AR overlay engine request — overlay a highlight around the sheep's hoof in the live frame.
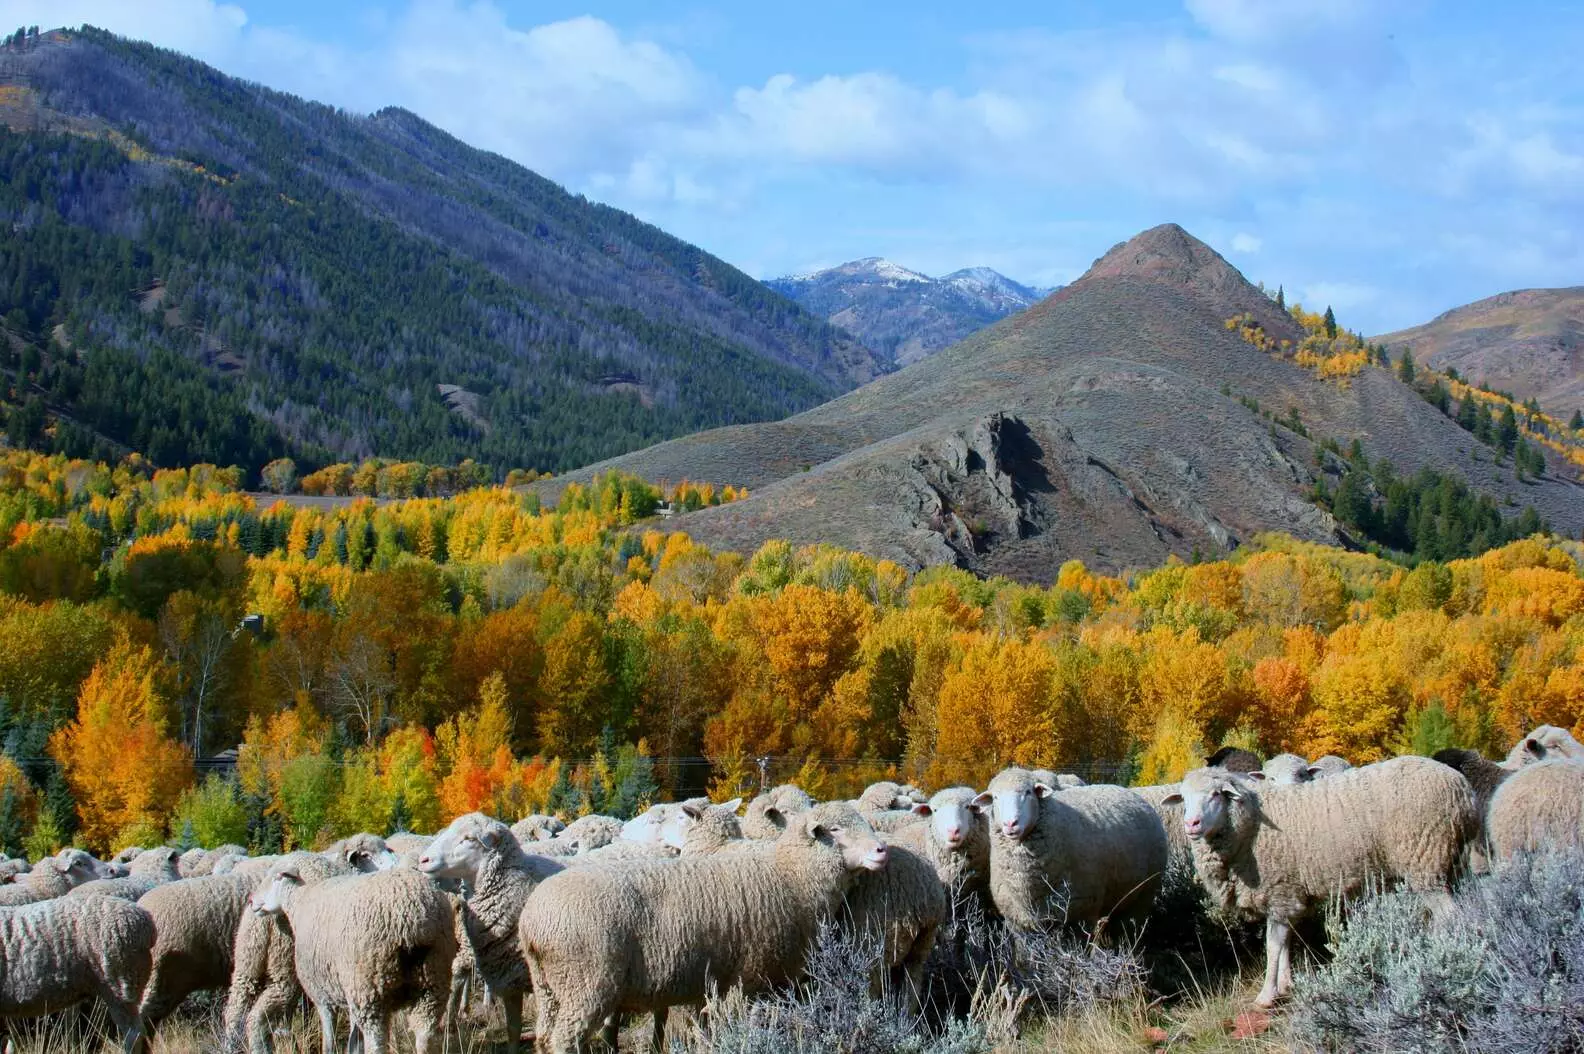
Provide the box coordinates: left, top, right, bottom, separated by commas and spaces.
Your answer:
1253, 990, 1280, 1009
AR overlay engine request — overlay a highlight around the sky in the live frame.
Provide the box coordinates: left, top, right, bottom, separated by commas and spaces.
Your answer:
5, 0, 1582, 333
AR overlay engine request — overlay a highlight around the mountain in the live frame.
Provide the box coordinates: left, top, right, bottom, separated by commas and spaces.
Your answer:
542, 224, 1584, 577
0, 28, 878, 478
1374, 289, 1584, 418
767, 258, 1051, 367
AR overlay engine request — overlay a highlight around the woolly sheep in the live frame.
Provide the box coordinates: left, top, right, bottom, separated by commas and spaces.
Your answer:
417, 813, 565, 1054
1029, 768, 1085, 790
1204, 747, 1262, 774
520, 800, 889, 1053
0, 893, 155, 1053
110, 847, 144, 866
0, 857, 29, 882
742, 784, 814, 840
1306, 754, 1352, 778
554, 814, 624, 853
1434, 747, 1511, 870
661, 800, 747, 855
1486, 759, 1584, 860
177, 848, 208, 878
384, 832, 432, 856
616, 798, 709, 845
324, 832, 400, 873
855, 780, 923, 812
138, 872, 264, 1036
0, 849, 113, 906
510, 814, 566, 844
862, 808, 928, 835
1503, 724, 1584, 767
840, 841, 946, 1009
1261, 753, 1313, 785
225, 854, 284, 878
976, 767, 1167, 935
886, 787, 992, 907
250, 865, 457, 1054
1166, 756, 1475, 1007
68, 845, 181, 901
220, 852, 352, 1054
186, 843, 248, 878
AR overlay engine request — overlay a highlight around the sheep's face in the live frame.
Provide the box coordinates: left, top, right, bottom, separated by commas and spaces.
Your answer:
342, 836, 398, 873
923, 790, 984, 851
56, 849, 111, 885
132, 847, 181, 879
1166, 770, 1256, 841
621, 805, 671, 846
974, 771, 1053, 842
802, 804, 887, 872
1510, 725, 1584, 767
112, 846, 144, 865
417, 815, 505, 881
659, 799, 742, 851
249, 869, 302, 915
1261, 754, 1312, 786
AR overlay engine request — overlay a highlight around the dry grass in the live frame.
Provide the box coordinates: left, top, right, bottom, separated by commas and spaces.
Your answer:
1023, 977, 1292, 1054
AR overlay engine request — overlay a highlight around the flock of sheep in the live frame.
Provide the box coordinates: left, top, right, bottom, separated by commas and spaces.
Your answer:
0, 725, 1580, 1054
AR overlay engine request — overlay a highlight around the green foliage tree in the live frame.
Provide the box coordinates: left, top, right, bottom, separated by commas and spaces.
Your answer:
1323, 306, 1337, 339
1396, 350, 1416, 385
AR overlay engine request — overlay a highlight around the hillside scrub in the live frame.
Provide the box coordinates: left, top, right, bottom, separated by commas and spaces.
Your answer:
0, 448, 1583, 850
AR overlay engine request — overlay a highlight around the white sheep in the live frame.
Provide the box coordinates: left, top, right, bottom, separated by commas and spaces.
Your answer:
323, 832, 400, 873
0, 849, 113, 906
841, 841, 946, 1009
138, 872, 263, 1037
0, 857, 29, 883
554, 814, 624, 853
1486, 758, 1584, 860
249, 865, 457, 1054
68, 845, 181, 901
1165, 756, 1476, 1007
416, 812, 565, 1054
1305, 754, 1352, 778
1503, 723, 1584, 766
660, 800, 747, 855
854, 780, 924, 813
1261, 753, 1313, 785
618, 797, 712, 845
0, 893, 155, 1053
220, 851, 353, 1054
510, 814, 566, 844
742, 784, 814, 840
977, 767, 1167, 935
519, 800, 889, 1053
886, 787, 992, 908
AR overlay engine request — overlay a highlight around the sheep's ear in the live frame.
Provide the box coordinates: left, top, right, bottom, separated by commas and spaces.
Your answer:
971, 791, 993, 810
719, 797, 743, 814
1033, 782, 1055, 799
276, 866, 304, 885
1244, 771, 1267, 782
1304, 765, 1324, 779
681, 802, 706, 820
910, 802, 932, 816
1223, 782, 1247, 801
807, 821, 830, 844
762, 806, 783, 826
1525, 738, 1545, 758
479, 826, 503, 849
1161, 792, 1184, 806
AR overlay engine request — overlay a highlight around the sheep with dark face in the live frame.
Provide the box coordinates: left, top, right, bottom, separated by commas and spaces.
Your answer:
1204, 747, 1262, 774
1166, 756, 1475, 1008
977, 767, 1166, 936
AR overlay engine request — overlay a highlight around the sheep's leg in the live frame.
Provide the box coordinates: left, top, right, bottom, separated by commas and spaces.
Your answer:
351, 1010, 387, 1054
317, 1003, 338, 1054
1255, 917, 1291, 1008
528, 957, 556, 1054
650, 1007, 669, 1052
501, 989, 524, 1054
247, 983, 297, 1054
599, 1015, 619, 1050
406, 982, 448, 1054
108, 1002, 147, 1054
549, 993, 606, 1054
1276, 935, 1293, 999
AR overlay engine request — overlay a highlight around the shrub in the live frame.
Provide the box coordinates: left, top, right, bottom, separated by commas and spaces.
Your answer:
1292, 848, 1584, 1053
171, 775, 250, 848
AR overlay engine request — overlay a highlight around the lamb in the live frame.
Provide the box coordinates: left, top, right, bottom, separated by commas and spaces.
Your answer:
1486, 759, 1584, 860
1306, 754, 1352, 778
249, 865, 457, 1054
520, 801, 888, 1053
1204, 747, 1262, 774
0, 849, 113, 906
886, 787, 992, 907
1261, 753, 1313, 785
417, 813, 565, 1054
138, 872, 265, 1036
1166, 755, 1476, 1007
68, 845, 181, 901
1503, 723, 1584, 766
976, 766, 1167, 935
742, 784, 814, 839
510, 814, 566, 844
324, 832, 400, 873
0, 893, 155, 1053
220, 852, 352, 1054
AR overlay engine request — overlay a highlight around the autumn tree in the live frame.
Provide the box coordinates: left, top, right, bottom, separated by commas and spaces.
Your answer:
49, 642, 194, 851
260, 458, 297, 495
929, 638, 1058, 788
537, 611, 612, 757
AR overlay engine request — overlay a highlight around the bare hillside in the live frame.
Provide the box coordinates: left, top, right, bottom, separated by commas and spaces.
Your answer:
544, 226, 1584, 577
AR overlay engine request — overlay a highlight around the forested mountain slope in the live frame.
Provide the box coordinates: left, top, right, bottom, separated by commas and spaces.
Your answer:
548, 225, 1584, 577
0, 28, 876, 478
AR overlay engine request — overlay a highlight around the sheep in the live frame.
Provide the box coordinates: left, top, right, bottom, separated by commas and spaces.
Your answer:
186, 843, 248, 878
1204, 747, 1262, 774
554, 814, 624, 853
324, 832, 400, 873
249, 864, 457, 1054
110, 847, 144, 866
138, 872, 265, 1036
416, 813, 565, 1054
1306, 754, 1352, 779
384, 831, 432, 857
886, 787, 992, 907
1486, 759, 1584, 860
68, 846, 181, 902
854, 780, 923, 812
0, 849, 114, 906
862, 808, 928, 835
1029, 768, 1085, 790
226, 854, 284, 878
742, 784, 814, 840
520, 800, 889, 1053
0, 857, 29, 882
976, 766, 1167, 935
0, 893, 155, 1053
1261, 753, 1313, 785
510, 814, 566, 844
1503, 723, 1584, 767
177, 848, 209, 878
618, 798, 712, 845
220, 852, 353, 1054
1165, 755, 1476, 1008
1433, 747, 1511, 870
840, 841, 946, 1009
659, 799, 747, 855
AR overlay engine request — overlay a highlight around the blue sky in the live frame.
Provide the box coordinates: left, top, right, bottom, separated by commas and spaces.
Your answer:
6, 0, 1582, 333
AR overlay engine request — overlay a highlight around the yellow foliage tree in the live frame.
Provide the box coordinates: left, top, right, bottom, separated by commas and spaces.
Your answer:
929, 638, 1057, 787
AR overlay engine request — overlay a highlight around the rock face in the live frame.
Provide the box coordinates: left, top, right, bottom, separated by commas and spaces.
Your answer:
542, 225, 1584, 579
1374, 288, 1584, 418
769, 259, 1051, 367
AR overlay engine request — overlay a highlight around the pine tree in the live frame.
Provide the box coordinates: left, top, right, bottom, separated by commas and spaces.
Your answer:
1456, 397, 1478, 432
387, 790, 412, 835
1497, 405, 1519, 454
1571, 409, 1583, 432
1275, 285, 1285, 309
1323, 306, 1337, 339
0, 783, 23, 857
1396, 349, 1415, 384
42, 764, 76, 842
176, 817, 197, 852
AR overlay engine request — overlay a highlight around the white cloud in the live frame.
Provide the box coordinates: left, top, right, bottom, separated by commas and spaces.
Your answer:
0, 0, 247, 58
1231, 233, 1262, 253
